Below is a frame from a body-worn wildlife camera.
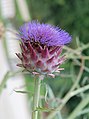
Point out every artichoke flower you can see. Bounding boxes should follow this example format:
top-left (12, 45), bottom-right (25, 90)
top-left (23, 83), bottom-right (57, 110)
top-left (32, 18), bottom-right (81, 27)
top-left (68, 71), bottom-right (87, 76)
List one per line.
top-left (16, 21), bottom-right (72, 77)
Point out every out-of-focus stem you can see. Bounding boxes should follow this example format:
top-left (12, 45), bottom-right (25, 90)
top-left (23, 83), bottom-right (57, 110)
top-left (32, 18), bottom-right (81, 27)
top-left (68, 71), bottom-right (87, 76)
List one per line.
top-left (64, 43), bottom-right (89, 55)
top-left (16, 0), bottom-right (31, 21)
top-left (70, 84), bottom-right (89, 97)
top-left (67, 95), bottom-right (89, 119)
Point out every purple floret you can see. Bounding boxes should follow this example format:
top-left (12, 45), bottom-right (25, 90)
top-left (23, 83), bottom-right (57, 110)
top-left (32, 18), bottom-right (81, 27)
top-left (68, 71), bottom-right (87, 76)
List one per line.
top-left (18, 21), bottom-right (72, 46)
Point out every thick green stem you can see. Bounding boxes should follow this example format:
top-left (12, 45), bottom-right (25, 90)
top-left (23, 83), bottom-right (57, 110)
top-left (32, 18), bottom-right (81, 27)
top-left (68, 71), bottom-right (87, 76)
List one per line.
top-left (32, 76), bottom-right (43, 119)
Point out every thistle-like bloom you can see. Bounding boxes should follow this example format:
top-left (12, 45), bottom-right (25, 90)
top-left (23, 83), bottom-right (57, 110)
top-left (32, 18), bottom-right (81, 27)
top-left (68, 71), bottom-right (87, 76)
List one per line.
top-left (16, 21), bottom-right (72, 77)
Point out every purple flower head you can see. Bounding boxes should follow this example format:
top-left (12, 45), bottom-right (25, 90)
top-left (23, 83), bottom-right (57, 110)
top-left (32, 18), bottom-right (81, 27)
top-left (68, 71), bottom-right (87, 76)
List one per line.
top-left (16, 21), bottom-right (72, 77)
top-left (18, 21), bottom-right (72, 46)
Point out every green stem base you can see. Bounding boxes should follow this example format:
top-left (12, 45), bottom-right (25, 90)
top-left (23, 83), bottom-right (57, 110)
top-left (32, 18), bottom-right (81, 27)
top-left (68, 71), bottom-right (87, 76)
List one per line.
top-left (32, 75), bottom-right (43, 119)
